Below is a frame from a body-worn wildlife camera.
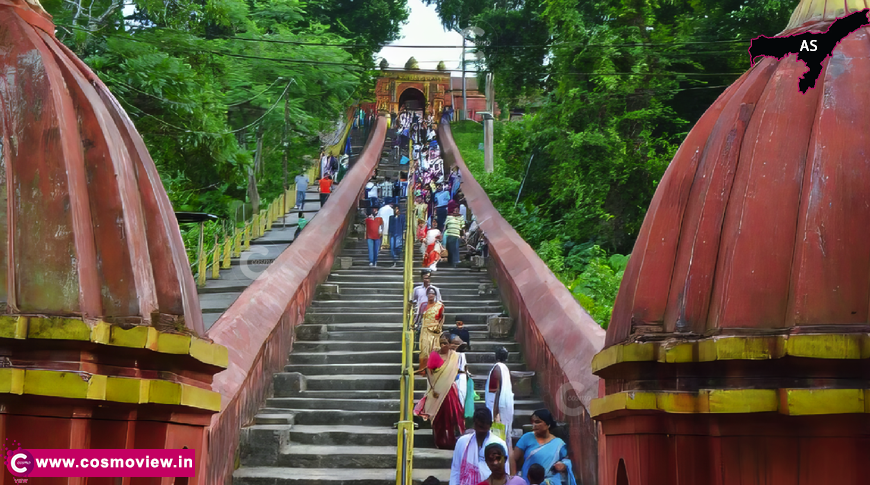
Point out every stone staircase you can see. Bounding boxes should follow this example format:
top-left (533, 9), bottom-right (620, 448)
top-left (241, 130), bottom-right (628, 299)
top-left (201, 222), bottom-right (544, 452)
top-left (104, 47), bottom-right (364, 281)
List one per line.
top-left (197, 125), bottom-right (370, 331)
top-left (232, 127), bottom-right (545, 485)
top-left (196, 190), bottom-right (324, 330)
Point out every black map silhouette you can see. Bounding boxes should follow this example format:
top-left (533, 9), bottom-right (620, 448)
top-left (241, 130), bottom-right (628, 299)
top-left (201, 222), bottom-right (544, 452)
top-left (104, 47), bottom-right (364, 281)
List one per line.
top-left (748, 9), bottom-right (870, 93)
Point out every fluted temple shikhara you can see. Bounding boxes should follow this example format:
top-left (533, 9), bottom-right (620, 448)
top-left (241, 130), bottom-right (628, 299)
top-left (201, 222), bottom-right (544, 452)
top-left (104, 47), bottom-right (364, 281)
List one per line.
top-left (593, 1), bottom-right (870, 484)
top-left (0, 2), bottom-right (226, 482)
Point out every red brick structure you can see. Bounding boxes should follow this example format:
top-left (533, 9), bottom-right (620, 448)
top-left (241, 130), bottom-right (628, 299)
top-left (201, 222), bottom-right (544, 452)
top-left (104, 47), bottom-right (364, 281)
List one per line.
top-left (593, 2), bottom-right (870, 484)
top-left (0, 3), bottom-right (226, 483)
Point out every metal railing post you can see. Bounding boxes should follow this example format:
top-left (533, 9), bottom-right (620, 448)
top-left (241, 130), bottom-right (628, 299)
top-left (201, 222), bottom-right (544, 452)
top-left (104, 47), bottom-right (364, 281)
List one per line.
top-left (396, 190), bottom-right (415, 485)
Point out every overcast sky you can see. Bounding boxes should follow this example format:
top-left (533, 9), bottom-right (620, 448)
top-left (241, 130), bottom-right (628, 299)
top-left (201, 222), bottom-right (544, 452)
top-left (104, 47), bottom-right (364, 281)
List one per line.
top-left (375, 0), bottom-right (474, 77)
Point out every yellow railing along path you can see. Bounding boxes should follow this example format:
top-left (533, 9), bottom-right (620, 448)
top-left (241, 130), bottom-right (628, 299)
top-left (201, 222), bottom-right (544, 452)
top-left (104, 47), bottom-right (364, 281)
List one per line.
top-left (396, 193), bottom-right (415, 485)
top-left (190, 106), bottom-right (350, 286)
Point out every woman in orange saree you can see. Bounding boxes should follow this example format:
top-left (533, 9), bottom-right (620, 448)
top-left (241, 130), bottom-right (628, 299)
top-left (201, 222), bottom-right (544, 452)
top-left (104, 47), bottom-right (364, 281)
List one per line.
top-left (414, 332), bottom-right (466, 449)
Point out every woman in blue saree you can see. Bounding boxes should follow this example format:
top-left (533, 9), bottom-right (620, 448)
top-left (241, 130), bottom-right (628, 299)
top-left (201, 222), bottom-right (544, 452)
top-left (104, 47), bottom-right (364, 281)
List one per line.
top-left (510, 409), bottom-right (577, 485)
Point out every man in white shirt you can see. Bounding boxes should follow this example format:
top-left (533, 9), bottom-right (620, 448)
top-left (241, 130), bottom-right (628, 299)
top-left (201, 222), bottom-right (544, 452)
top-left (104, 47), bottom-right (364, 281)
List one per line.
top-left (450, 408), bottom-right (508, 485)
top-left (366, 181), bottom-right (379, 208)
top-left (411, 271), bottom-right (441, 315)
top-left (378, 203), bottom-right (395, 246)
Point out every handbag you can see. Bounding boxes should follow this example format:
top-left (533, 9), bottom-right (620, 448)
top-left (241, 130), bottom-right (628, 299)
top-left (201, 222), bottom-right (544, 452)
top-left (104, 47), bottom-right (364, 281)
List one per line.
top-left (491, 421), bottom-right (507, 441)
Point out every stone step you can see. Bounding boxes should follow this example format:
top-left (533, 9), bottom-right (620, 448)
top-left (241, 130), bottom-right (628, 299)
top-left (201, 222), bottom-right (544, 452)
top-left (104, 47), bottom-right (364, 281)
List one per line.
top-left (299, 322), bottom-right (493, 332)
top-left (320, 330), bottom-right (496, 342)
top-left (306, 307), bottom-right (503, 317)
top-left (233, 467), bottom-right (449, 485)
top-left (253, 413), bottom-right (295, 425)
top-left (258, 406), bottom-right (536, 429)
top-left (326, 274), bottom-right (488, 284)
top-left (265, 397), bottom-right (545, 412)
top-left (287, 350), bottom-right (524, 365)
top-left (286, 389), bottom-right (542, 407)
top-left (280, 362), bottom-right (526, 377)
top-left (284, 425), bottom-right (437, 448)
top-left (311, 299), bottom-right (501, 307)
top-left (319, 289), bottom-right (489, 299)
top-left (284, 374), bottom-right (524, 393)
top-left (292, 340), bottom-right (520, 353)
top-left (241, 444), bottom-right (453, 469)
top-left (303, 312), bottom-right (502, 324)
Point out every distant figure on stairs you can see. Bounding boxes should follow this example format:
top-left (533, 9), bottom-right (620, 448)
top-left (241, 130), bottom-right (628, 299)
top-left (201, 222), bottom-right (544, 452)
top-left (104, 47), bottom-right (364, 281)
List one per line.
top-left (445, 207), bottom-right (465, 268)
top-left (364, 210), bottom-right (384, 267)
top-left (415, 287), bottom-right (444, 371)
top-left (450, 408), bottom-right (508, 485)
top-left (450, 320), bottom-right (471, 351)
top-left (411, 271), bottom-right (442, 315)
top-left (294, 212), bottom-right (308, 239)
top-left (294, 172), bottom-right (309, 210)
top-left (318, 175), bottom-right (335, 207)
top-left (450, 334), bottom-right (476, 426)
top-left (479, 443), bottom-right (526, 485)
top-left (510, 409), bottom-right (576, 485)
top-left (414, 332), bottom-right (465, 449)
top-left (485, 347), bottom-right (514, 451)
top-left (388, 205), bottom-right (405, 267)
top-left (422, 229), bottom-right (444, 272)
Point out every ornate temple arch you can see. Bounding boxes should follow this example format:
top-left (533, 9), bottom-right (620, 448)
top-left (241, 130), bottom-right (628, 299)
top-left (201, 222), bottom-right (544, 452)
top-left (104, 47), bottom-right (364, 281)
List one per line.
top-left (373, 70), bottom-right (451, 116)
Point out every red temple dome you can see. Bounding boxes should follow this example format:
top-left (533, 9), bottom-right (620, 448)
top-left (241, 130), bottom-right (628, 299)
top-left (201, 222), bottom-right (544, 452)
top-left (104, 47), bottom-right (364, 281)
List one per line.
top-left (606, 1), bottom-right (870, 347)
top-left (0, 0), bottom-right (204, 335)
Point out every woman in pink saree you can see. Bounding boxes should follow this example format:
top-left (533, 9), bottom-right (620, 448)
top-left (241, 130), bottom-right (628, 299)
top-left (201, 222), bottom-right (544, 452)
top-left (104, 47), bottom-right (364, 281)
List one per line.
top-left (414, 332), bottom-right (465, 449)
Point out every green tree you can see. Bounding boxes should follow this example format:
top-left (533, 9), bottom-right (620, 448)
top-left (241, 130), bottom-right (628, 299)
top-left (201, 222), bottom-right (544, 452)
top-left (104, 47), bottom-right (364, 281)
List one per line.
top-left (438, 0), bottom-right (801, 326)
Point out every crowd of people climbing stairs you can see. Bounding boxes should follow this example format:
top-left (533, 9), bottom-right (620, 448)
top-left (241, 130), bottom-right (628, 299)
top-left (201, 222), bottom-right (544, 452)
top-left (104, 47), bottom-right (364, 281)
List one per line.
top-left (368, 107), bottom-right (577, 485)
top-left (292, 108), bottom-right (577, 485)
top-left (411, 264), bottom-right (578, 485)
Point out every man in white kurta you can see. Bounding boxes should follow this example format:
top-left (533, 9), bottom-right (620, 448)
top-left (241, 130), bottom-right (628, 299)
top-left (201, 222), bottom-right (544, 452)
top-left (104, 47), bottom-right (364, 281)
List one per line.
top-left (450, 408), bottom-right (508, 485)
top-left (485, 347), bottom-right (515, 451)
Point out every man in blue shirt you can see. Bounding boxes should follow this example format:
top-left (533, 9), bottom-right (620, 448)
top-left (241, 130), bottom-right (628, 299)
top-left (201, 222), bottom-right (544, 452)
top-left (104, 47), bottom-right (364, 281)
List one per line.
top-left (434, 184), bottom-right (451, 232)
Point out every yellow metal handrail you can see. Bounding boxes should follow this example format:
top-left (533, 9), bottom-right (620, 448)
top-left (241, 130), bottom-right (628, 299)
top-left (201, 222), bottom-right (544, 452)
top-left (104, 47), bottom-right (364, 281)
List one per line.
top-left (397, 191), bottom-right (415, 485)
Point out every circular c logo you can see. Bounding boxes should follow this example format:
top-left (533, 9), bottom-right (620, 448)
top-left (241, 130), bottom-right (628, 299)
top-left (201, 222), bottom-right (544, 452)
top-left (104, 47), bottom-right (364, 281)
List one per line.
top-left (7, 450), bottom-right (34, 477)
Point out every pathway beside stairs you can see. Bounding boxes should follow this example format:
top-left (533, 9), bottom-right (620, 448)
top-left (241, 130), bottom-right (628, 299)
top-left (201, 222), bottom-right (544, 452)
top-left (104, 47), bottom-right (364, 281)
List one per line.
top-left (233, 141), bottom-right (545, 485)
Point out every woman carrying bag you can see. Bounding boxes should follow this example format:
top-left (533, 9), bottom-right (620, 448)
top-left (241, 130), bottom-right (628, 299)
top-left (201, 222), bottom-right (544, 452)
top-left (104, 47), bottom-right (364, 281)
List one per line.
top-left (414, 332), bottom-right (465, 449)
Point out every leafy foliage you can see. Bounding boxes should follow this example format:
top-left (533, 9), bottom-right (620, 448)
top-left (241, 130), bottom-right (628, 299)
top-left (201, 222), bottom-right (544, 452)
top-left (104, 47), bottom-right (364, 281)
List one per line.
top-left (43, 0), bottom-right (408, 260)
top-left (439, 0), bottom-right (801, 326)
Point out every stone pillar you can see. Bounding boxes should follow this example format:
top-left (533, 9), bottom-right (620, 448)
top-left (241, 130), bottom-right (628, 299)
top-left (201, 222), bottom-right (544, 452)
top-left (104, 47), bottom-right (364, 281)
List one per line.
top-left (481, 112), bottom-right (495, 173)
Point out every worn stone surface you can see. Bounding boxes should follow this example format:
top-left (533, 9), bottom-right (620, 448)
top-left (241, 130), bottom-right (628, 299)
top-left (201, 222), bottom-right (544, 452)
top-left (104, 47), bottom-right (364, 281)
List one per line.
top-left (487, 315), bottom-right (515, 338)
top-left (296, 324), bottom-right (328, 341)
top-left (273, 372), bottom-right (307, 394)
top-left (511, 371), bottom-right (535, 398)
top-left (317, 284), bottom-right (341, 297)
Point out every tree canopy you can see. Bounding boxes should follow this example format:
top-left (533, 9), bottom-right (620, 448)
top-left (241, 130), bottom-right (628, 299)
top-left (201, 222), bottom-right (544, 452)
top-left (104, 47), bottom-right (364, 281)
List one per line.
top-left (436, 0), bottom-right (801, 325)
top-left (43, 0), bottom-right (409, 222)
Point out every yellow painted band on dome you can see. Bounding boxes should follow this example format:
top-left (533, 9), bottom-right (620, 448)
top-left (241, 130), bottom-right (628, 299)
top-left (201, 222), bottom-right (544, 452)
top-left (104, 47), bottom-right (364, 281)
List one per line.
top-left (592, 388), bottom-right (870, 419)
top-left (593, 334), bottom-right (870, 373)
top-left (0, 369), bottom-right (220, 412)
top-left (0, 317), bottom-right (227, 368)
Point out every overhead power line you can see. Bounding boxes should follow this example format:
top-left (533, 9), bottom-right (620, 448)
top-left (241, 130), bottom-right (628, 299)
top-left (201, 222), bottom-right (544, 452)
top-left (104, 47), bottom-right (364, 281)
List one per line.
top-left (56, 23), bottom-right (748, 79)
top-left (116, 79), bottom-right (296, 136)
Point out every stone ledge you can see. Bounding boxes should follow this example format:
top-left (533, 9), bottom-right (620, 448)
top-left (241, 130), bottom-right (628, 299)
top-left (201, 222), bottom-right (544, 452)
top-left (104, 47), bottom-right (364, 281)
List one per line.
top-left (593, 333), bottom-right (870, 374)
top-left (591, 388), bottom-right (870, 419)
top-left (0, 368), bottom-right (221, 412)
top-left (0, 316), bottom-right (228, 368)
